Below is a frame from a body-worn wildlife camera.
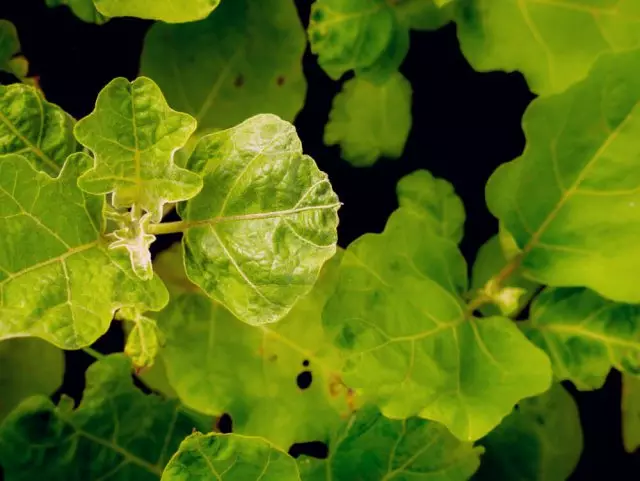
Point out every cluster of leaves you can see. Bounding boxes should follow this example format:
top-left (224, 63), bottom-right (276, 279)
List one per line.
top-left (2, 0), bottom-right (640, 479)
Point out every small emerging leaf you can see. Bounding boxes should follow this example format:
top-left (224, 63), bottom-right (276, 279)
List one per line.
top-left (622, 373), bottom-right (640, 453)
top-left (181, 114), bottom-right (340, 325)
top-left (0, 20), bottom-right (29, 81)
top-left (299, 405), bottom-right (482, 480)
top-left (122, 308), bottom-right (160, 370)
top-left (325, 72), bottom-right (412, 166)
top-left (74, 76), bottom-right (202, 222)
top-left (0, 338), bottom-right (64, 422)
top-left (45, 0), bottom-right (108, 24)
top-left (93, 0), bottom-right (220, 23)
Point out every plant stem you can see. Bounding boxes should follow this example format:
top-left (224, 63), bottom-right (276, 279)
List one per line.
top-left (465, 253), bottom-right (524, 316)
top-left (82, 347), bottom-right (105, 360)
top-left (147, 220), bottom-right (189, 235)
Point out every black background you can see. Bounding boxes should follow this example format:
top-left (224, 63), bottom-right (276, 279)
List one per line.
top-left (1, 0), bottom-right (639, 479)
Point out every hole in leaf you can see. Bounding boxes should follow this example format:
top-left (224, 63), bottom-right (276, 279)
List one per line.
top-left (289, 441), bottom-right (329, 459)
top-left (216, 413), bottom-right (233, 433)
top-left (302, 359), bottom-right (310, 367)
top-left (234, 75), bottom-right (244, 87)
top-left (297, 370), bottom-right (313, 390)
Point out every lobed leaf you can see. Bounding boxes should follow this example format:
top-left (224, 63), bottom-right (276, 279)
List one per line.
top-left (0, 83), bottom-right (78, 176)
top-left (473, 384), bottom-right (583, 481)
top-left (325, 72), bottom-right (412, 167)
top-left (151, 244), bottom-right (350, 449)
top-left (0, 354), bottom-right (210, 480)
top-left (0, 338), bottom-right (64, 422)
top-left (486, 49), bottom-right (640, 303)
top-left (93, 0), bottom-right (220, 23)
top-left (322, 207), bottom-right (552, 441)
top-left (396, 169), bottom-right (465, 244)
top-left (180, 114), bottom-right (340, 325)
top-left (0, 153), bottom-right (168, 349)
top-left (298, 405), bottom-right (482, 480)
top-left (523, 287), bottom-right (640, 390)
top-left (74, 77), bottom-right (202, 222)
top-left (622, 373), bottom-right (640, 453)
top-left (141, 0), bottom-right (306, 133)
top-left (454, 0), bottom-right (640, 96)
top-left (45, 0), bottom-right (108, 24)
top-left (162, 433), bottom-right (300, 480)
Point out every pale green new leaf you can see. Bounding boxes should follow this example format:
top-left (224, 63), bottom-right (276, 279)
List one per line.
top-left (393, 0), bottom-right (454, 31)
top-left (180, 114), bottom-right (340, 325)
top-left (0, 354), bottom-right (210, 480)
top-left (325, 72), bottom-right (412, 166)
top-left (123, 312), bottom-right (160, 370)
top-left (162, 433), bottom-right (300, 480)
top-left (308, 0), bottom-right (408, 81)
top-left (396, 169), bottom-right (465, 244)
top-left (622, 373), bottom-right (640, 453)
top-left (93, 0), bottom-right (219, 23)
top-left (455, 0), bottom-right (640, 96)
top-left (141, 0), bottom-right (306, 133)
top-left (0, 153), bottom-right (168, 349)
top-left (522, 287), bottom-right (640, 390)
top-left (486, 49), bottom-right (640, 303)
top-left (45, 0), bottom-right (107, 24)
top-left (473, 384), bottom-right (583, 481)
top-left (0, 338), bottom-right (64, 422)
top-left (299, 405), bottom-right (482, 480)
top-left (74, 77), bottom-right (202, 222)
top-left (0, 84), bottom-right (78, 176)
top-left (152, 244), bottom-right (350, 449)
top-left (322, 207), bottom-right (552, 441)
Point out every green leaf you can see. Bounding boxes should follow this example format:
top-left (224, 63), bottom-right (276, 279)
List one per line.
top-left (162, 432), bottom-right (300, 480)
top-left (93, 0), bottom-right (220, 23)
top-left (486, 49), bottom-right (640, 303)
top-left (140, 0), bottom-right (306, 134)
top-left (522, 287), bottom-right (640, 390)
top-left (0, 338), bottom-right (64, 422)
top-left (393, 0), bottom-right (454, 31)
top-left (0, 20), bottom-right (27, 81)
top-left (473, 384), bottom-right (583, 481)
top-left (454, 0), bottom-right (640, 96)
top-left (121, 308), bottom-right (161, 370)
top-left (308, 0), bottom-right (409, 81)
top-left (0, 354), bottom-right (210, 480)
top-left (322, 207), bottom-right (552, 441)
top-left (396, 169), bottom-right (465, 244)
top-left (0, 84), bottom-right (78, 176)
top-left (622, 373), bottom-right (640, 453)
top-left (470, 235), bottom-right (540, 317)
top-left (179, 114), bottom-right (340, 325)
top-left (299, 405), bottom-right (482, 480)
top-left (325, 72), bottom-right (412, 167)
top-left (0, 153), bottom-right (168, 349)
top-left (45, 0), bottom-right (108, 24)
top-left (151, 244), bottom-right (350, 448)
top-left (74, 76), bottom-right (202, 222)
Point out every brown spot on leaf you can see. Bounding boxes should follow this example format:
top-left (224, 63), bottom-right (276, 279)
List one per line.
top-left (276, 75), bottom-right (286, 86)
top-left (234, 74), bottom-right (244, 87)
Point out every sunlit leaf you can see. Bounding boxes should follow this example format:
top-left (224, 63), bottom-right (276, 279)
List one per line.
top-left (162, 432), bottom-right (300, 480)
top-left (122, 309), bottom-right (160, 370)
top-left (141, 0), bottom-right (305, 133)
top-left (74, 76), bottom-right (202, 222)
top-left (486, 49), bottom-right (640, 303)
top-left (45, 0), bottom-right (107, 24)
top-left (180, 114), bottom-right (340, 325)
top-left (454, 0), bottom-right (640, 95)
top-left (0, 84), bottom-right (78, 176)
top-left (0, 354), bottom-right (210, 480)
top-left (325, 72), bottom-right (412, 166)
top-left (622, 373), bottom-right (640, 453)
top-left (299, 405), bottom-right (482, 480)
top-left (0, 153), bottom-right (168, 349)
top-left (473, 384), bottom-right (583, 481)
top-left (523, 287), bottom-right (640, 390)
top-left (323, 207), bottom-right (552, 441)
top-left (0, 338), bottom-right (64, 422)
top-left (93, 0), bottom-right (220, 23)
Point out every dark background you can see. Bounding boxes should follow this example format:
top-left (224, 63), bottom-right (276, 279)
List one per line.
top-left (1, 1), bottom-right (638, 479)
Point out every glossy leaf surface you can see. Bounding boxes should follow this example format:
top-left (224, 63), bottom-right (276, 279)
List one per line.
top-left (299, 405), bottom-right (482, 480)
top-left (523, 287), bottom-right (640, 390)
top-left (0, 354), bottom-right (209, 480)
top-left (141, 0), bottom-right (306, 133)
top-left (74, 77), bottom-right (201, 221)
top-left (323, 207), bottom-right (552, 440)
top-left (325, 72), bottom-right (412, 166)
top-left (0, 84), bottom-right (78, 176)
top-left (181, 114), bottom-right (340, 325)
top-left (622, 373), bottom-right (640, 453)
top-left (0, 153), bottom-right (168, 349)
top-left (486, 50), bottom-right (640, 303)
top-left (93, 0), bottom-right (220, 22)
top-left (162, 433), bottom-right (300, 480)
